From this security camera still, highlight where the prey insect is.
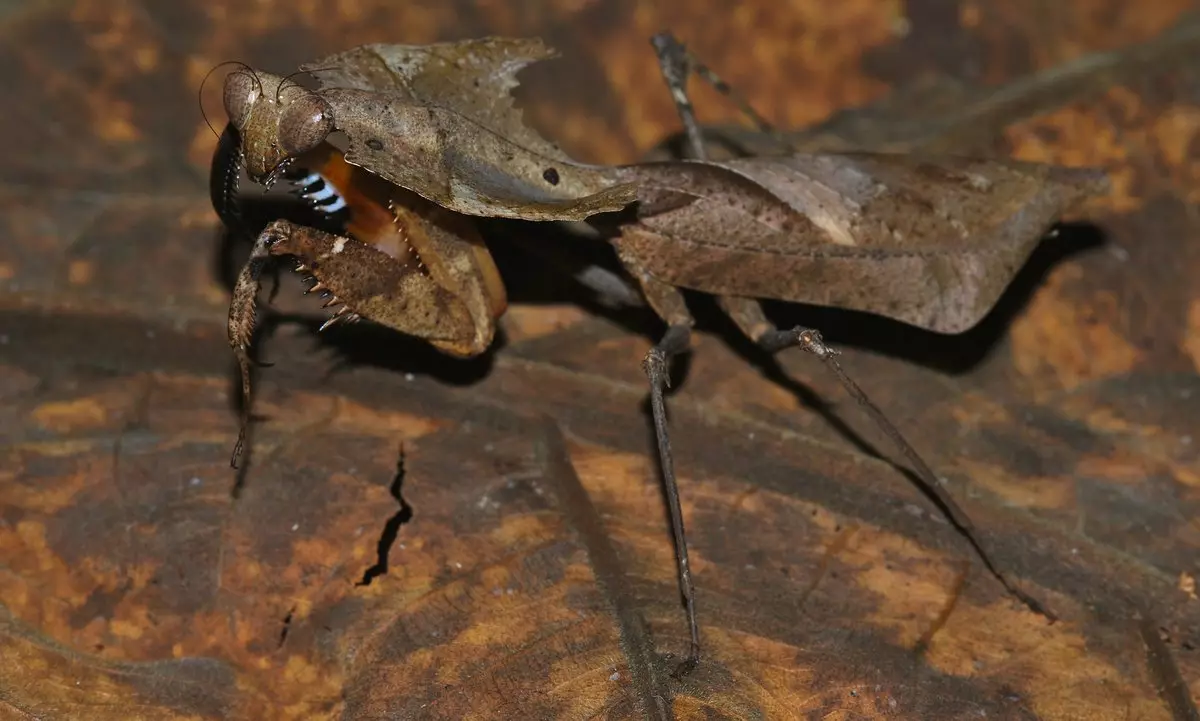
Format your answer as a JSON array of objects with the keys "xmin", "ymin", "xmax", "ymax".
[{"xmin": 210, "ymin": 36, "xmax": 1108, "ymax": 675}]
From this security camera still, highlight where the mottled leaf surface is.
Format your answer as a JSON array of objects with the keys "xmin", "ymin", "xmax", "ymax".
[
  {"xmin": 0, "ymin": 0, "xmax": 1197, "ymax": 719},
  {"xmin": 617, "ymin": 155, "xmax": 1108, "ymax": 333},
  {"xmin": 300, "ymin": 38, "xmax": 638, "ymax": 220}
]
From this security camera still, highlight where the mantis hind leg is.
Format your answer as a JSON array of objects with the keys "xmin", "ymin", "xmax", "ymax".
[
  {"xmin": 643, "ymin": 322, "xmax": 701, "ymax": 676},
  {"xmin": 716, "ymin": 294, "xmax": 1054, "ymax": 621},
  {"xmin": 615, "ymin": 239, "xmax": 703, "ymax": 675}
]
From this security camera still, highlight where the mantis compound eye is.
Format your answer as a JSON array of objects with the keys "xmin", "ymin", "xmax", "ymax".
[
  {"xmin": 222, "ymin": 71, "xmax": 260, "ymax": 128},
  {"xmin": 279, "ymin": 93, "xmax": 334, "ymax": 157}
]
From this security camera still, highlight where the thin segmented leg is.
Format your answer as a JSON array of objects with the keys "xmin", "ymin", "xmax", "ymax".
[
  {"xmin": 615, "ymin": 237, "xmax": 702, "ymax": 674},
  {"xmin": 717, "ymin": 295, "xmax": 1052, "ymax": 619},
  {"xmin": 649, "ymin": 32, "xmax": 792, "ymax": 157},
  {"xmin": 649, "ymin": 30, "xmax": 1053, "ymax": 619}
]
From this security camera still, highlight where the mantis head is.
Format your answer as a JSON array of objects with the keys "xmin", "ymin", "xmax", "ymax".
[{"xmin": 222, "ymin": 68, "xmax": 334, "ymax": 188}]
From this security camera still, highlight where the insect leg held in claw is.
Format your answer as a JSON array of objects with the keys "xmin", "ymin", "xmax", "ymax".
[{"xmin": 227, "ymin": 220, "xmax": 291, "ymax": 468}]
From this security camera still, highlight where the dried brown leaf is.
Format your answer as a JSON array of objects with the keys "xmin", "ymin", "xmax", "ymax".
[{"xmin": 1, "ymin": 1, "xmax": 1198, "ymax": 719}]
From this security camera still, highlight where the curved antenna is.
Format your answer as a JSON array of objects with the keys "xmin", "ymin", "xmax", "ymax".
[
  {"xmin": 273, "ymin": 65, "xmax": 337, "ymax": 104},
  {"xmin": 198, "ymin": 60, "xmax": 262, "ymax": 139}
]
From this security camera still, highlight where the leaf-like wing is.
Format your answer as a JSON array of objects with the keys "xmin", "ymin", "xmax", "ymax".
[
  {"xmin": 616, "ymin": 155, "xmax": 1109, "ymax": 333},
  {"xmin": 303, "ymin": 39, "xmax": 637, "ymax": 220},
  {"xmin": 307, "ymin": 38, "xmax": 567, "ymax": 162}
]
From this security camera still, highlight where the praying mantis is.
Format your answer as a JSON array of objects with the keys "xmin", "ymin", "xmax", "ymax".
[{"xmin": 209, "ymin": 34, "xmax": 1108, "ymax": 674}]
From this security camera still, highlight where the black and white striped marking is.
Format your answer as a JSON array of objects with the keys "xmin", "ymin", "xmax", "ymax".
[{"xmin": 287, "ymin": 169, "xmax": 349, "ymax": 214}]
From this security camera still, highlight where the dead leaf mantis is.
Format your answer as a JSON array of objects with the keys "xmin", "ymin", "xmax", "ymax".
[{"xmin": 210, "ymin": 35, "xmax": 1108, "ymax": 674}]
